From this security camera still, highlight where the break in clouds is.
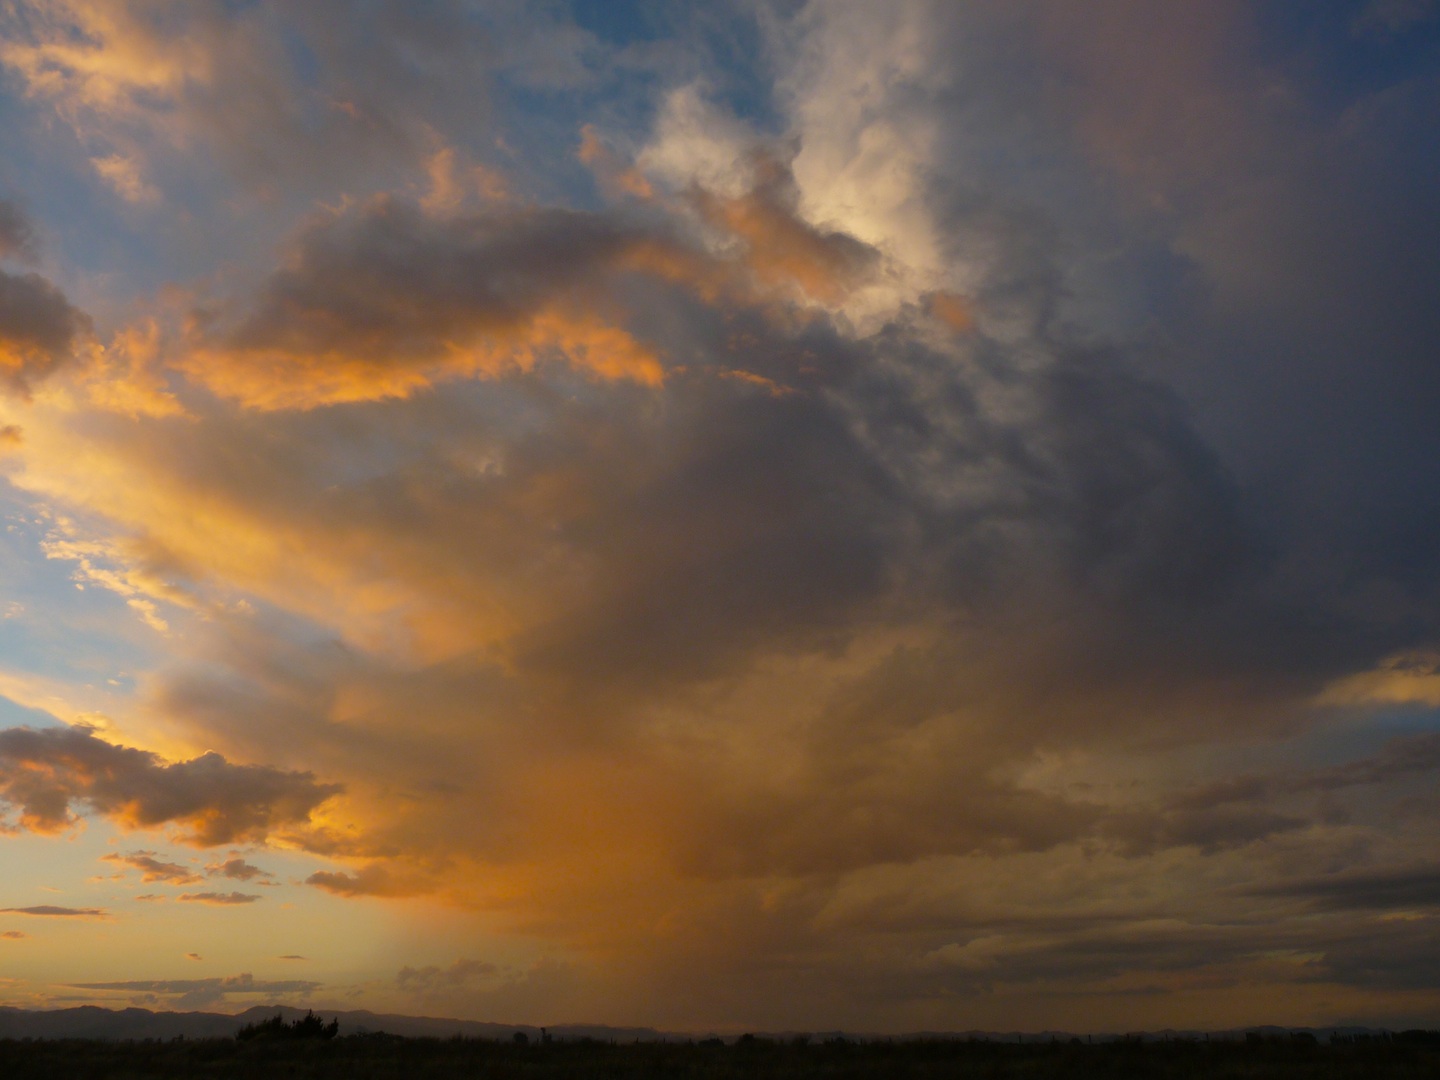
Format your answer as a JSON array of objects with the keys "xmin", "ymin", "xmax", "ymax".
[{"xmin": 0, "ymin": 0, "xmax": 1438, "ymax": 1032}]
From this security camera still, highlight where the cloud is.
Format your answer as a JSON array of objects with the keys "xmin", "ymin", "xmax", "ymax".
[
  {"xmin": 0, "ymin": 724, "xmax": 340, "ymax": 845},
  {"xmin": 1249, "ymin": 868, "xmax": 1440, "ymax": 912},
  {"xmin": 1, "ymin": 930, "xmax": 27, "ymax": 939},
  {"xmin": 396, "ymin": 958, "xmax": 496, "ymax": 992},
  {"xmin": 0, "ymin": 265, "xmax": 89, "ymax": 394},
  {"xmin": 180, "ymin": 196, "xmax": 675, "ymax": 408},
  {"xmin": 306, "ymin": 866, "xmax": 430, "ymax": 899},
  {"xmin": 177, "ymin": 891, "xmax": 260, "ymax": 905},
  {"xmin": 101, "ymin": 851, "xmax": 204, "ymax": 885},
  {"xmin": 68, "ymin": 973, "xmax": 320, "ymax": 1009},
  {"xmin": 1, "ymin": 0, "xmax": 1439, "ymax": 1034},
  {"xmin": 205, "ymin": 857, "xmax": 273, "ymax": 883},
  {"xmin": 0, "ymin": 197, "xmax": 85, "ymax": 397},
  {"xmin": 0, "ymin": 905, "xmax": 106, "ymax": 918},
  {"xmin": 89, "ymin": 154, "xmax": 160, "ymax": 205},
  {"xmin": 0, "ymin": 201, "xmax": 38, "ymax": 263}
]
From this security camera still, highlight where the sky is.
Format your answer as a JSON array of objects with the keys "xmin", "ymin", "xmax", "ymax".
[{"xmin": 0, "ymin": 0, "xmax": 1439, "ymax": 1035}]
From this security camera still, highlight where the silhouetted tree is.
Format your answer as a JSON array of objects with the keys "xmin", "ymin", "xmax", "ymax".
[{"xmin": 236, "ymin": 1010, "xmax": 339, "ymax": 1041}]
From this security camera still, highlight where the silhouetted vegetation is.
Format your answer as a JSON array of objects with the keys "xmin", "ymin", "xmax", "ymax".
[
  {"xmin": 1, "ymin": 1030, "xmax": 1440, "ymax": 1078},
  {"xmin": 235, "ymin": 1009, "xmax": 339, "ymax": 1042}
]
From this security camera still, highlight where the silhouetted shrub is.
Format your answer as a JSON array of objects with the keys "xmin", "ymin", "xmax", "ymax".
[{"xmin": 236, "ymin": 1010, "xmax": 338, "ymax": 1041}]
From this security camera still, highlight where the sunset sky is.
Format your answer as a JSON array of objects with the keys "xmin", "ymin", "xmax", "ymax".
[{"xmin": 1, "ymin": 0, "xmax": 1439, "ymax": 1034}]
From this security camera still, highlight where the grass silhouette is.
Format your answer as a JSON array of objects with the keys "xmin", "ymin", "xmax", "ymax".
[{"xmin": 0, "ymin": 1031, "xmax": 1439, "ymax": 1078}]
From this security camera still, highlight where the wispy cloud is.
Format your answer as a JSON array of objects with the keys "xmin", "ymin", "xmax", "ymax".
[
  {"xmin": 176, "ymin": 892, "xmax": 260, "ymax": 906},
  {"xmin": 68, "ymin": 973, "xmax": 320, "ymax": 1009},
  {"xmin": 101, "ymin": 851, "xmax": 203, "ymax": 885},
  {"xmin": 0, "ymin": 906, "xmax": 107, "ymax": 918}
]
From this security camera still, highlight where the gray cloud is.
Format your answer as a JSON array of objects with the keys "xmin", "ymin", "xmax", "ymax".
[
  {"xmin": 0, "ymin": 905, "xmax": 107, "ymax": 918},
  {"xmin": 0, "ymin": 200, "xmax": 37, "ymax": 263},
  {"xmin": 396, "ymin": 958, "xmax": 497, "ymax": 991},
  {"xmin": 1249, "ymin": 867, "xmax": 1440, "ymax": 912}
]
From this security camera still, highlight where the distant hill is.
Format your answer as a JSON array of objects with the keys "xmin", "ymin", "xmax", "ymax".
[
  {"xmin": 0, "ymin": 1005, "xmax": 1396, "ymax": 1044},
  {"xmin": 0, "ymin": 1004, "xmax": 675, "ymax": 1043}
]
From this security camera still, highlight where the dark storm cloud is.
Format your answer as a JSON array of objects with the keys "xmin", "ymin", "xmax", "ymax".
[
  {"xmin": 128, "ymin": 157, "xmax": 1402, "ymax": 904},
  {"xmin": 0, "ymin": 724, "xmax": 340, "ymax": 844},
  {"xmin": 1249, "ymin": 867, "xmax": 1440, "ymax": 912}
]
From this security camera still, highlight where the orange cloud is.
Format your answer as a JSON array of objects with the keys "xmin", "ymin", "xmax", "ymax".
[
  {"xmin": 100, "ymin": 851, "xmax": 204, "ymax": 885},
  {"xmin": 927, "ymin": 291, "xmax": 974, "ymax": 333},
  {"xmin": 306, "ymin": 865, "xmax": 433, "ymax": 899},
  {"xmin": 168, "ymin": 196, "xmax": 675, "ymax": 410},
  {"xmin": 693, "ymin": 159, "xmax": 877, "ymax": 306}
]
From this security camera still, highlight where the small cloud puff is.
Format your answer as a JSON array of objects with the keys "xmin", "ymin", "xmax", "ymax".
[{"xmin": 205, "ymin": 856, "xmax": 275, "ymax": 884}]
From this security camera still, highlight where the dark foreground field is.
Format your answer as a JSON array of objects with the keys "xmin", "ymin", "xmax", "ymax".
[{"xmin": 3, "ymin": 1034, "xmax": 1440, "ymax": 1080}]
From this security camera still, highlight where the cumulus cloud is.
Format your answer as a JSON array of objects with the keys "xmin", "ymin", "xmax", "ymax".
[{"xmin": 0, "ymin": 724, "xmax": 340, "ymax": 845}]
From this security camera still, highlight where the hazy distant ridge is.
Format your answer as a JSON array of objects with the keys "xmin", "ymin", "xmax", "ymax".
[{"xmin": 0, "ymin": 1005, "xmax": 1391, "ymax": 1044}]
